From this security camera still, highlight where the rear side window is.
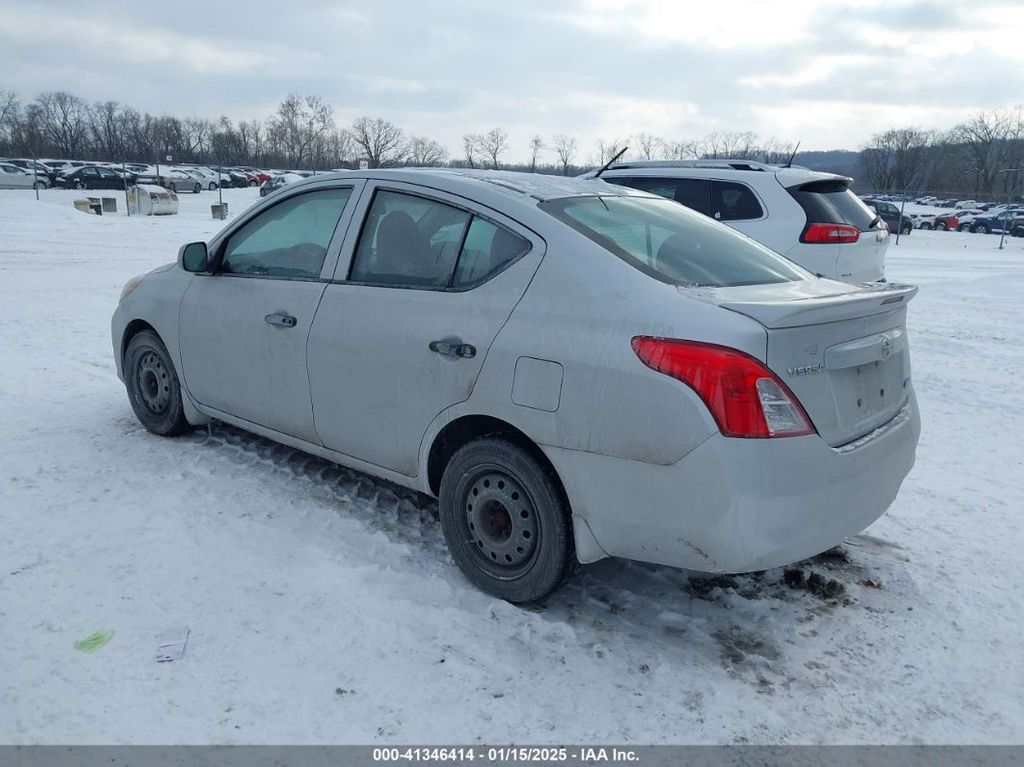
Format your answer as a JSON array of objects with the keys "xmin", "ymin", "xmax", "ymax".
[
  {"xmin": 713, "ymin": 181, "xmax": 763, "ymax": 220},
  {"xmin": 788, "ymin": 180, "xmax": 877, "ymax": 231},
  {"xmin": 349, "ymin": 190, "xmax": 530, "ymax": 289},
  {"xmin": 542, "ymin": 196, "xmax": 808, "ymax": 288}
]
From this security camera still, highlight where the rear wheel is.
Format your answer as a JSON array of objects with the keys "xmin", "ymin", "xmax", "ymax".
[
  {"xmin": 1013, "ymin": 226, "xmax": 1024, "ymax": 238},
  {"xmin": 900, "ymin": 222, "xmax": 912, "ymax": 235},
  {"xmin": 168, "ymin": 182, "xmax": 177, "ymax": 193},
  {"xmin": 123, "ymin": 330, "xmax": 189, "ymax": 436},
  {"xmin": 920, "ymin": 221, "xmax": 932, "ymax": 230},
  {"xmin": 974, "ymin": 224, "xmax": 989, "ymax": 234},
  {"xmin": 208, "ymin": 181, "xmax": 217, "ymax": 191},
  {"xmin": 193, "ymin": 182, "xmax": 201, "ymax": 194},
  {"xmin": 439, "ymin": 437, "xmax": 572, "ymax": 603},
  {"xmin": 937, "ymin": 222, "xmax": 948, "ymax": 231}
]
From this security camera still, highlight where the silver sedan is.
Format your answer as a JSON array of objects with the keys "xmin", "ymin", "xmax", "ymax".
[
  {"xmin": 112, "ymin": 169, "xmax": 920, "ymax": 602},
  {"xmin": 0, "ymin": 162, "xmax": 49, "ymax": 189}
]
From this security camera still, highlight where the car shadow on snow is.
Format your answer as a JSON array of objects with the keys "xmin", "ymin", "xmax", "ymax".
[{"xmin": 185, "ymin": 421, "xmax": 913, "ymax": 688}]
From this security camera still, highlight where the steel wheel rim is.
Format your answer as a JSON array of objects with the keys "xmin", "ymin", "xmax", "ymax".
[
  {"xmin": 136, "ymin": 350, "xmax": 171, "ymax": 415},
  {"xmin": 459, "ymin": 466, "xmax": 540, "ymax": 574}
]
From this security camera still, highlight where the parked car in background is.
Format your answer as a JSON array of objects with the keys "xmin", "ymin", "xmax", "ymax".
[
  {"xmin": 869, "ymin": 200, "xmax": 912, "ymax": 235},
  {"xmin": 3, "ymin": 158, "xmax": 60, "ymax": 183},
  {"xmin": 588, "ymin": 159, "xmax": 890, "ymax": 282},
  {"xmin": 930, "ymin": 210, "xmax": 983, "ymax": 231},
  {"xmin": 162, "ymin": 169, "xmax": 202, "ymax": 194},
  {"xmin": 259, "ymin": 172, "xmax": 306, "ymax": 197},
  {"xmin": 112, "ymin": 169, "xmax": 919, "ymax": 602},
  {"xmin": 955, "ymin": 200, "xmax": 978, "ymax": 209},
  {"xmin": 970, "ymin": 208, "xmax": 1024, "ymax": 234},
  {"xmin": 55, "ymin": 165, "xmax": 134, "ymax": 190},
  {"xmin": 0, "ymin": 162, "xmax": 50, "ymax": 189},
  {"xmin": 915, "ymin": 195, "xmax": 937, "ymax": 205}
]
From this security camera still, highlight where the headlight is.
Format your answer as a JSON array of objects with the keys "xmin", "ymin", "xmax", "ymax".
[{"xmin": 120, "ymin": 275, "xmax": 145, "ymax": 302}]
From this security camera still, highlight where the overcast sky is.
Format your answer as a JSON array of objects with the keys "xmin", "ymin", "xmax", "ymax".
[{"xmin": 2, "ymin": 0, "xmax": 1022, "ymax": 162}]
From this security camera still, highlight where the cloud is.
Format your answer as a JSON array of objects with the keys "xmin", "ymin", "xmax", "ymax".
[{"xmin": 0, "ymin": 0, "xmax": 1019, "ymax": 161}]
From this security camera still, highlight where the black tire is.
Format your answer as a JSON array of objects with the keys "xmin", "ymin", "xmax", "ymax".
[
  {"xmin": 439, "ymin": 437, "xmax": 572, "ymax": 603},
  {"xmin": 193, "ymin": 182, "xmax": 201, "ymax": 194},
  {"xmin": 974, "ymin": 224, "xmax": 989, "ymax": 234},
  {"xmin": 901, "ymin": 223, "xmax": 912, "ymax": 235},
  {"xmin": 209, "ymin": 182, "xmax": 217, "ymax": 191},
  {"xmin": 920, "ymin": 221, "xmax": 932, "ymax": 230},
  {"xmin": 168, "ymin": 182, "xmax": 177, "ymax": 193},
  {"xmin": 123, "ymin": 330, "xmax": 189, "ymax": 436},
  {"xmin": 937, "ymin": 222, "xmax": 948, "ymax": 231},
  {"xmin": 1013, "ymin": 226, "xmax": 1024, "ymax": 238}
]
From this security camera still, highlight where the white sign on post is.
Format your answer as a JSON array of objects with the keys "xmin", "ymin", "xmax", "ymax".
[
  {"xmin": 359, "ymin": 160, "xmax": 369, "ymax": 170},
  {"xmin": 166, "ymin": 155, "xmax": 172, "ymax": 162}
]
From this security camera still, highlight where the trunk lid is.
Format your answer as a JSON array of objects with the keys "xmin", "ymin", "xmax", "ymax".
[{"xmin": 706, "ymin": 279, "xmax": 917, "ymax": 447}]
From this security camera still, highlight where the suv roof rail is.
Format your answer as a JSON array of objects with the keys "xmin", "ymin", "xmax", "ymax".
[{"xmin": 606, "ymin": 159, "xmax": 808, "ymax": 172}]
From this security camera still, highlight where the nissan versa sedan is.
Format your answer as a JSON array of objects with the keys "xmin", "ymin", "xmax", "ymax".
[{"xmin": 112, "ymin": 169, "xmax": 920, "ymax": 603}]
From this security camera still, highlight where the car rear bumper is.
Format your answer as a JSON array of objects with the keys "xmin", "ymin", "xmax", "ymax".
[{"xmin": 544, "ymin": 389, "xmax": 919, "ymax": 572}]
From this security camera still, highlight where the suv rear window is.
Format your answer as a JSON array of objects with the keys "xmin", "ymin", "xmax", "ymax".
[
  {"xmin": 541, "ymin": 196, "xmax": 808, "ymax": 288},
  {"xmin": 788, "ymin": 180, "xmax": 877, "ymax": 231}
]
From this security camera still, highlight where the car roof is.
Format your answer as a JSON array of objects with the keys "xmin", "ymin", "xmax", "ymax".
[
  {"xmin": 290, "ymin": 168, "xmax": 653, "ymax": 206},
  {"xmin": 589, "ymin": 159, "xmax": 852, "ymax": 187}
]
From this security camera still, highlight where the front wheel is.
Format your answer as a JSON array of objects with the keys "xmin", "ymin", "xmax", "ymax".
[
  {"xmin": 937, "ymin": 222, "xmax": 948, "ymax": 231},
  {"xmin": 901, "ymin": 223, "xmax": 912, "ymax": 235},
  {"xmin": 193, "ymin": 182, "xmax": 201, "ymax": 194},
  {"xmin": 920, "ymin": 222, "xmax": 932, "ymax": 230},
  {"xmin": 974, "ymin": 224, "xmax": 989, "ymax": 234},
  {"xmin": 124, "ymin": 330, "xmax": 189, "ymax": 436},
  {"xmin": 168, "ymin": 182, "xmax": 177, "ymax": 193},
  {"xmin": 439, "ymin": 437, "xmax": 572, "ymax": 603},
  {"xmin": 209, "ymin": 182, "xmax": 217, "ymax": 191}
]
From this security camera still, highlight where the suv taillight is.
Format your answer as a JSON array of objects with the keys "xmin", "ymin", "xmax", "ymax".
[
  {"xmin": 631, "ymin": 337, "xmax": 815, "ymax": 438},
  {"xmin": 801, "ymin": 222, "xmax": 861, "ymax": 244}
]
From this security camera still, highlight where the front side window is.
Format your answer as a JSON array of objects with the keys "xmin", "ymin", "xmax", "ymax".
[
  {"xmin": 349, "ymin": 190, "xmax": 472, "ymax": 287},
  {"xmin": 541, "ymin": 195, "xmax": 808, "ymax": 288},
  {"xmin": 220, "ymin": 188, "xmax": 352, "ymax": 279}
]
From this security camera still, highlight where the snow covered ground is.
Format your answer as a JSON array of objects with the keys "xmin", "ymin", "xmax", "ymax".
[{"xmin": 1, "ymin": 189, "xmax": 1022, "ymax": 745}]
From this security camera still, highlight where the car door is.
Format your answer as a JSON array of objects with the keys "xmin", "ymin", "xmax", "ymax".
[
  {"xmin": 306, "ymin": 183, "xmax": 544, "ymax": 476},
  {"xmin": 178, "ymin": 182, "xmax": 364, "ymax": 443},
  {"xmin": 0, "ymin": 164, "xmax": 30, "ymax": 189},
  {"xmin": 96, "ymin": 166, "xmax": 121, "ymax": 189}
]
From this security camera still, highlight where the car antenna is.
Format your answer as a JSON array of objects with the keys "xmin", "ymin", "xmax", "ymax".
[
  {"xmin": 594, "ymin": 147, "xmax": 629, "ymax": 178},
  {"xmin": 783, "ymin": 141, "xmax": 801, "ymax": 168}
]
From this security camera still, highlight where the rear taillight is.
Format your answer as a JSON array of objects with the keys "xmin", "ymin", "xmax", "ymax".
[
  {"xmin": 801, "ymin": 222, "xmax": 861, "ymax": 244},
  {"xmin": 631, "ymin": 337, "xmax": 815, "ymax": 439}
]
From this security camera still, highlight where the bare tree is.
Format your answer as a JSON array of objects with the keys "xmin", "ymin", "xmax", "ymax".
[
  {"xmin": 461, "ymin": 134, "xmax": 482, "ymax": 168},
  {"xmin": 350, "ymin": 116, "xmax": 406, "ymax": 168},
  {"xmin": 595, "ymin": 137, "xmax": 626, "ymax": 166},
  {"xmin": 701, "ymin": 130, "xmax": 758, "ymax": 159},
  {"xmin": 0, "ymin": 89, "xmax": 19, "ymax": 148},
  {"xmin": 268, "ymin": 94, "xmax": 335, "ymax": 168},
  {"xmin": 635, "ymin": 132, "xmax": 662, "ymax": 160},
  {"xmin": 950, "ymin": 110, "xmax": 1013, "ymax": 195},
  {"xmin": 407, "ymin": 135, "xmax": 448, "ymax": 166},
  {"xmin": 480, "ymin": 127, "xmax": 509, "ymax": 169},
  {"xmin": 528, "ymin": 134, "xmax": 545, "ymax": 172},
  {"xmin": 36, "ymin": 91, "xmax": 89, "ymax": 157},
  {"xmin": 663, "ymin": 139, "xmax": 700, "ymax": 160},
  {"xmin": 860, "ymin": 127, "xmax": 936, "ymax": 192},
  {"xmin": 553, "ymin": 134, "xmax": 577, "ymax": 175}
]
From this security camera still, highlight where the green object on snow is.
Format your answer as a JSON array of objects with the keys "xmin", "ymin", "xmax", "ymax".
[{"xmin": 74, "ymin": 629, "xmax": 113, "ymax": 653}]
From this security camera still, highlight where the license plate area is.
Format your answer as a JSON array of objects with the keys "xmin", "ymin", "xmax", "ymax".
[{"xmin": 828, "ymin": 355, "xmax": 908, "ymax": 434}]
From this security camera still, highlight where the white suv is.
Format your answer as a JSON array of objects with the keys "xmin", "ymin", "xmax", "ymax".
[{"xmin": 586, "ymin": 160, "xmax": 890, "ymax": 282}]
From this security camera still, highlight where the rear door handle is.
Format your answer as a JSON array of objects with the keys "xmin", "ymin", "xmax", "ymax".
[
  {"xmin": 265, "ymin": 313, "xmax": 297, "ymax": 328},
  {"xmin": 429, "ymin": 339, "xmax": 476, "ymax": 358}
]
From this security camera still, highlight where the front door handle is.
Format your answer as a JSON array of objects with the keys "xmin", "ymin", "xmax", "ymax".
[
  {"xmin": 429, "ymin": 339, "xmax": 476, "ymax": 358},
  {"xmin": 265, "ymin": 312, "xmax": 297, "ymax": 328}
]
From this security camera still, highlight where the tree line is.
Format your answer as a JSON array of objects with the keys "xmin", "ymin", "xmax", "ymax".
[
  {"xmin": 1, "ymin": 86, "xmax": 1021, "ymax": 197},
  {"xmin": 860, "ymin": 107, "xmax": 1024, "ymax": 198},
  {"xmin": 0, "ymin": 87, "xmax": 801, "ymax": 174}
]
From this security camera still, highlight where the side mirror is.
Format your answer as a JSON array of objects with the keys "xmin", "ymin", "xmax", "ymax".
[{"xmin": 180, "ymin": 241, "xmax": 209, "ymax": 273}]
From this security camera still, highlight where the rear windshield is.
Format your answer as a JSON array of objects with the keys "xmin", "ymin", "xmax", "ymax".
[
  {"xmin": 788, "ymin": 180, "xmax": 877, "ymax": 231},
  {"xmin": 540, "ymin": 196, "xmax": 809, "ymax": 288}
]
